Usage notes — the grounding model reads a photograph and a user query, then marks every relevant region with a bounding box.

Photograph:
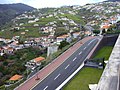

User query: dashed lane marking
[73,57,77,61]
[65,64,70,69]
[54,74,61,80]
[83,47,86,50]
[43,86,48,90]
[79,51,82,55]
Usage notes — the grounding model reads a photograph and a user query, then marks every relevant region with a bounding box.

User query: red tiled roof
[34,57,45,62]
[9,74,22,81]
[57,34,69,38]
[102,25,110,29]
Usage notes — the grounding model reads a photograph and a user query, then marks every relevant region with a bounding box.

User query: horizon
[0,0,106,8]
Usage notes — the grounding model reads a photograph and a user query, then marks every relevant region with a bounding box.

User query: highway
[32,38,99,90]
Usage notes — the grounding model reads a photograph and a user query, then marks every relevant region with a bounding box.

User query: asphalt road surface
[32,38,99,90]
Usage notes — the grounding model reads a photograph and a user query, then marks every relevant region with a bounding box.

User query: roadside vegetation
[0,47,46,87]
[0,37,78,89]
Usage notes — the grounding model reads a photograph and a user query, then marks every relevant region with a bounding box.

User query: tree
[93,30,100,34]
[59,40,69,49]
[3,61,8,66]
[102,29,106,35]
[81,26,86,36]
[55,28,68,37]
[18,36,26,44]
[0,65,4,73]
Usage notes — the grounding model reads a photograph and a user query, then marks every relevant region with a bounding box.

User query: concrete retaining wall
[90,34,118,59]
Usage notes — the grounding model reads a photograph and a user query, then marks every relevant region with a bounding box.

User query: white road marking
[88,39,96,45]
[79,51,82,55]
[65,64,70,69]
[83,47,86,50]
[54,74,61,80]
[88,42,91,45]
[43,86,48,90]
[73,57,77,61]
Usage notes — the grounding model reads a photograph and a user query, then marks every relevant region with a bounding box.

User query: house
[48,35,55,42]
[9,74,23,83]
[34,18,39,22]
[28,20,36,23]
[117,15,120,22]
[2,46,15,54]
[41,27,54,33]
[34,24,39,27]
[110,17,117,24]
[12,36,20,41]
[4,39,13,44]
[73,32,80,38]
[15,45,24,50]
[34,57,45,63]
[21,32,26,35]
[34,38,41,42]
[19,23,24,26]
[14,27,20,30]
[41,41,50,47]
[32,56,45,66]
[7,47,15,54]
[85,31,92,36]
[101,25,110,31]
[56,34,69,44]
[0,47,4,56]
[25,56,45,70]
[41,36,48,42]
[99,24,110,34]
[24,41,35,47]
[0,38,5,42]
[9,41,18,46]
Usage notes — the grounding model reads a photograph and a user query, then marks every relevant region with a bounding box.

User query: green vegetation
[59,40,70,49]
[38,8,55,14]
[0,47,47,86]
[0,3,34,29]
[93,46,113,60]
[61,14,85,24]
[39,17,57,22]
[63,67,103,90]
[0,27,41,38]
[93,30,100,34]
[55,27,68,37]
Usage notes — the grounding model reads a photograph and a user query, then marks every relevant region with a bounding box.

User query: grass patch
[63,67,103,90]
[0,27,41,38]
[61,14,85,24]
[93,46,113,60]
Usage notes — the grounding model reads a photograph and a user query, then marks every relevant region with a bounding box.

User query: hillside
[0,1,120,38]
[0,3,35,28]
[108,0,120,2]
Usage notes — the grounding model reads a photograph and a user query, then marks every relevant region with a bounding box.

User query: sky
[0,0,106,8]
